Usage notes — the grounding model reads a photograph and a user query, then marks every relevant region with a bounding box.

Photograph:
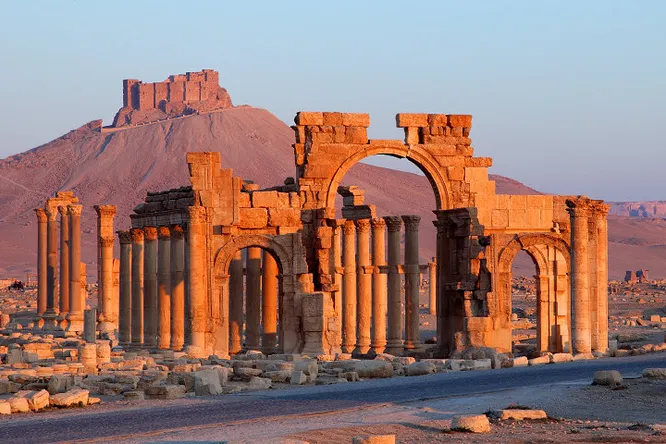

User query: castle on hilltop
[112,69,232,127]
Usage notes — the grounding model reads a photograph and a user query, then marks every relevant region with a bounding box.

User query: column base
[65,312,84,333]
[41,310,59,330]
[184,345,207,359]
[370,341,387,354]
[384,340,404,356]
[33,316,45,329]
[352,344,371,355]
[403,340,422,350]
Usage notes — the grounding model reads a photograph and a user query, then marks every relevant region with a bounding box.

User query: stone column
[143,227,158,348]
[262,251,278,354]
[355,218,372,355]
[35,208,48,321]
[428,257,437,315]
[370,218,387,353]
[58,206,70,319]
[43,206,59,328]
[186,206,207,356]
[402,215,421,350]
[592,202,610,353]
[94,205,117,336]
[118,230,132,344]
[330,219,345,350]
[341,220,357,353]
[65,204,84,332]
[170,226,185,350]
[157,226,171,349]
[567,197,592,354]
[246,247,262,350]
[229,250,244,354]
[384,216,403,354]
[130,228,144,345]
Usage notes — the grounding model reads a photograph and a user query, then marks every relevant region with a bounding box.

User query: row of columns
[34,204,85,332]
[338,215,422,355]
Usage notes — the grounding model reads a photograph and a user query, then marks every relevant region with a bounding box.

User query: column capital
[343,219,356,235]
[100,237,115,248]
[67,204,83,216]
[117,230,132,244]
[45,206,58,221]
[57,206,69,217]
[566,196,593,216]
[428,261,437,270]
[171,225,185,239]
[328,218,347,229]
[370,217,386,231]
[144,226,158,241]
[355,218,371,233]
[35,208,47,223]
[401,215,421,231]
[94,204,117,218]
[187,205,207,223]
[590,200,610,217]
[158,226,171,239]
[383,216,402,232]
[130,228,144,242]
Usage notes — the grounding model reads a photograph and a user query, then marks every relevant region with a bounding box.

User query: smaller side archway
[496,233,571,355]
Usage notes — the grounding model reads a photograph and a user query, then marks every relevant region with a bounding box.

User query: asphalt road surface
[2,353,665,443]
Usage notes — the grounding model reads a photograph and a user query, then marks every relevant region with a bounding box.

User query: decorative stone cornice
[143,226,158,241]
[401,215,421,232]
[171,225,185,239]
[355,218,371,233]
[117,230,132,244]
[35,208,47,223]
[370,218,386,232]
[94,205,117,218]
[383,216,403,232]
[67,204,83,217]
[343,219,356,235]
[130,228,144,243]
[158,226,171,239]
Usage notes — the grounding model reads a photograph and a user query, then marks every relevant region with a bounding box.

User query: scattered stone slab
[0,400,11,415]
[642,368,666,380]
[352,435,396,444]
[407,361,436,376]
[593,370,623,387]
[8,396,30,413]
[291,370,307,385]
[50,388,90,407]
[493,409,548,420]
[451,414,491,433]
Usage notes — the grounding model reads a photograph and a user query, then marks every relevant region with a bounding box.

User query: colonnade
[335,214,423,355]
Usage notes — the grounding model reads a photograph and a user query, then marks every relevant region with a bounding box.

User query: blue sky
[0,1,664,201]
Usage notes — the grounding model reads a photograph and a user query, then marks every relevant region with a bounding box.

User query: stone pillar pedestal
[35,208,48,327]
[370,218,387,353]
[118,230,132,344]
[130,228,144,345]
[42,206,59,329]
[157,227,171,349]
[65,205,84,333]
[185,206,207,357]
[402,215,422,350]
[262,251,278,354]
[229,251,244,354]
[58,206,70,324]
[341,220,357,353]
[94,205,117,336]
[354,219,372,355]
[567,197,592,355]
[245,247,262,350]
[143,227,158,348]
[428,258,437,316]
[384,216,403,355]
[170,226,185,350]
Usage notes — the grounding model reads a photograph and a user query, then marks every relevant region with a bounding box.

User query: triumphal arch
[62,111,609,359]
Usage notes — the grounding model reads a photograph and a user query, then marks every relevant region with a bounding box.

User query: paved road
[3,353,665,443]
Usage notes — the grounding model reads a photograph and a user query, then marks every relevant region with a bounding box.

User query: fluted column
[355,219,372,354]
[94,205,117,335]
[35,209,48,322]
[130,228,144,345]
[118,230,132,344]
[384,216,403,354]
[65,204,84,332]
[186,206,207,356]
[246,247,262,350]
[42,206,59,328]
[229,250,244,354]
[428,257,437,315]
[402,215,421,350]
[341,220,357,353]
[370,218,387,353]
[170,226,185,350]
[592,202,610,353]
[567,197,592,354]
[58,206,70,320]
[157,226,171,349]
[143,227,158,348]
[262,251,278,354]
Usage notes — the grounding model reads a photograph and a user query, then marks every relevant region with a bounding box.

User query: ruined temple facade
[40,111,609,359]
[112,70,233,127]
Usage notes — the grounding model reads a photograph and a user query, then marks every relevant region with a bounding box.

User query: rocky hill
[608,201,666,218]
[0,104,663,280]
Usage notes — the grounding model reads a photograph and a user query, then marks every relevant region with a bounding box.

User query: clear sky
[1,1,664,201]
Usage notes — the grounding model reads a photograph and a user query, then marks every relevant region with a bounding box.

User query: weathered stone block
[341,113,370,127]
[193,369,223,396]
[290,370,307,385]
[396,113,428,127]
[0,401,10,415]
[50,388,89,407]
[345,127,368,144]
[427,114,448,126]
[8,396,30,413]
[323,112,343,126]
[295,112,324,126]
[352,435,395,444]
[239,208,268,229]
[252,191,279,208]
[451,414,490,433]
[268,208,301,227]
[593,370,622,386]
[447,114,472,127]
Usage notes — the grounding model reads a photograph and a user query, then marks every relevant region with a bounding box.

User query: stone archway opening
[226,246,282,355]
[510,250,539,357]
